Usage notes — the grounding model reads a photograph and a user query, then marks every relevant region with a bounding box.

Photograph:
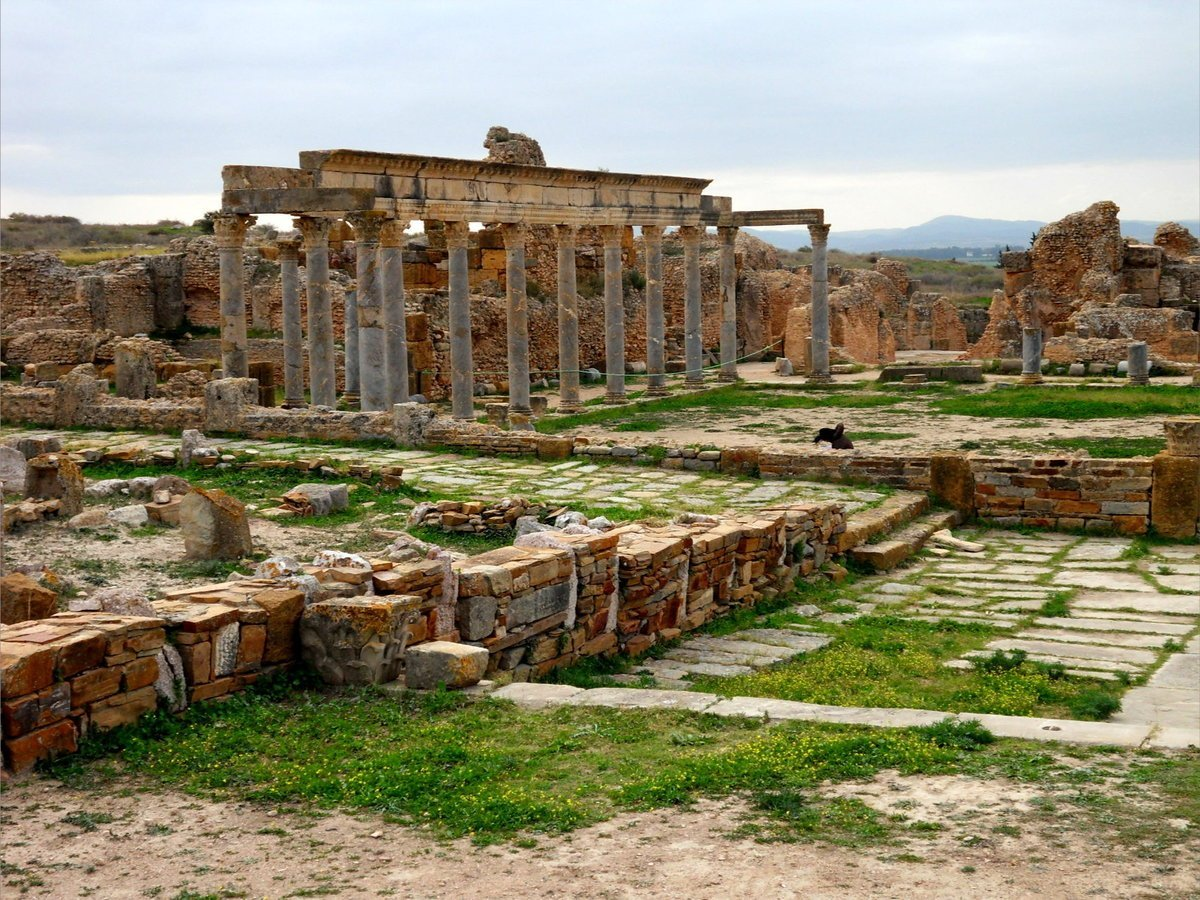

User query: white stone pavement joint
[489,683,1196,750]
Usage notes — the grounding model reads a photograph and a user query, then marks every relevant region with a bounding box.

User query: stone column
[501,223,532,414]
[276,237,305,408]
[381,219,410,405]
[807,223,831,383]
[296,216,336,407]
[213,213,255,379]
[680,225,705,386]
[643,225,667,396]
[1127,341,1149,385]
[347,212,387,411]
[1021,327,1044,384]
[556,224,582,413]
[718,225,739,382]
[343,289,360,404]
[600,225,626,402]
[444,221,475,420]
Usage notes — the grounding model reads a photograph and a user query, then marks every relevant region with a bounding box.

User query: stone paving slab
[1019,628,1175,650]
[1155,574,1200,593]
[1147,727,1200,749]
[1052,571,1155,592]
[734,629,833,652]
[1074,591,1200,616]
[685,637,794,660]
[566,687,721,711]
[659,647,784,668]
[984,639,1158,666]
[1033,616,1194,635]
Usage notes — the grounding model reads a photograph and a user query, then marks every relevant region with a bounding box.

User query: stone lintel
[706,209,826,227]
[223,187,377,215]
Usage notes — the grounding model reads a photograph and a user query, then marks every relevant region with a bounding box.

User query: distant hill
[746,215,1200,254]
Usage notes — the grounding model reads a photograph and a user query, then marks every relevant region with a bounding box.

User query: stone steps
[834,491,930,553]
[847,509,962,572]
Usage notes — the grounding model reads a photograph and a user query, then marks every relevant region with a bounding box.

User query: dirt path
[2,774,1196,899]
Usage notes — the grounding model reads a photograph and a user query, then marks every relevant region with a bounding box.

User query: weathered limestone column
[600,225,626,403]
[1021,327,1044,384]
[680,225,705,386]
[444,221,475,420]
[296,216,336,407]
[718,225,739,382]
[1153,417,1200,538]
[213,213,255,379]
[556,224,582,413]
[343,289,360,405]
[347,212,387,411]
[807,223,831,383]
[1127,341,1150,385]
[643,225,667,396]
[381,219,410,405]
[276,237,305,408]
[501,223,532,414]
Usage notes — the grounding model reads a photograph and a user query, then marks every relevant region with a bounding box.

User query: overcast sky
[1,0,1197,231]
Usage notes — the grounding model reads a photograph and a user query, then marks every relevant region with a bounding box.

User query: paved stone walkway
[5,428,882,518]
[624,628,832,687]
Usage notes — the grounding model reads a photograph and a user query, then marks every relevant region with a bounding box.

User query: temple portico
[220,149,827,418]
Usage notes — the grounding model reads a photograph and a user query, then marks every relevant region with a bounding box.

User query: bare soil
[2,772,1196,899]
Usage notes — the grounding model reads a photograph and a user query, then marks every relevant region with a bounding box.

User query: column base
[508,404,532,416]
[604,393,628,404]
[557,403,584,415]
[281,400,308,410]
[684,377,705,388]
[1019,374,1044,385]
[1128,376,1150,386]
[805,374,832,384]
[341,392,360,406]
[644,386,670,397]
[717,372,738,383]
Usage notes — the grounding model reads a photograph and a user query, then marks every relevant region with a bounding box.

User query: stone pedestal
[601,225,626,403]
[1164,417,1200,457]
[444,221,475,420]
[556,225,582,413]
[1127,341,1150,385]
[643,226,667,396]
[348,212,387,411]
[114,338,157,399]
[680,225,705,386]
[717,225,739,382]
[502,223,532,414]
[276,237,306,408]
[1020,327,1044,385]
[381,220,410,406]
[213,213,255,379]
[296,217,337,407]
[343,289,360,405]
[807,223,831,383]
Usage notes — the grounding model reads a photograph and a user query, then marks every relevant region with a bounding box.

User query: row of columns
[214,214,809,419]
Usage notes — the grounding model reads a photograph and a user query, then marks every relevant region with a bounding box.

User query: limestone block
[90,686,158,731]
[404,641,489,690]
[931,453,976,518]
[153,644,188,712]
[280,483,349,516]
[24,454,84,517]
[457,595,498,641]
[1,682,71,738]
[1151,453,1200,538]
[300,595,421,685]
[2,718,77,773]
[0,447,27,495]
[179,487,252,560]
[252,589,306,664]
[203,378,259,432]
[13,436,62,459]
[1164,417,1200,457]
[212,622,241,678]
[114,339,157,399]
[0,573,58,625]
[508,581,572,628]
[107,504,150,528]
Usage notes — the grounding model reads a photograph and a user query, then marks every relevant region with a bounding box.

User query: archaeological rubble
[1,129,1198,776]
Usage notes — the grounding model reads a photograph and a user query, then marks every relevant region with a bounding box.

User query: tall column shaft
[348,212,387,411]
[643,226,667,396]
[1127,341,1149,385]
[556,225,582,413]
[1021,327,1044,384]
[381,220,410,405]
[680,225,704,386]
[502,223,531,414]
[444,221,475,420]
[277,238,305,407]
[807,223,832,383]
[213,213,255,379]
[718,225,739,382]
[343,289,360,401]
[600,225,626,402]
[296,216,336,407]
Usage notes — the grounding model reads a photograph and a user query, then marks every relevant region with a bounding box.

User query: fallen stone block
[300,595,422,685]
[180,487,252,560]
[404,641,489,690]
[0,573,58,625]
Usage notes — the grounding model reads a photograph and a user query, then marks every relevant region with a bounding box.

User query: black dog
[813,422,854,449]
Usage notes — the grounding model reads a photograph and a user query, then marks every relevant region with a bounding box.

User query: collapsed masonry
[968,202,1200,366]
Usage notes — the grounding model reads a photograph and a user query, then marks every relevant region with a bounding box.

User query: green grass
[934,385,1197,420]
[42,672,1198,851]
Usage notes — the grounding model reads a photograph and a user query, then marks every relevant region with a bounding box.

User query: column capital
[294,215,332,247]
[442,220,470,250]
[500,222,528,245]
[717,225,739,245]
[380,219,408,249]
[555,223,578,245]
[678,224,704,247]
[808,223,831,246]
[641,225,664,245]
[599,224,624,248]
[275,237,301,260]
[346,210,387,245]
[212,213,256,249]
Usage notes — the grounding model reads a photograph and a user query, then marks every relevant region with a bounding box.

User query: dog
[813,422,854,450]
